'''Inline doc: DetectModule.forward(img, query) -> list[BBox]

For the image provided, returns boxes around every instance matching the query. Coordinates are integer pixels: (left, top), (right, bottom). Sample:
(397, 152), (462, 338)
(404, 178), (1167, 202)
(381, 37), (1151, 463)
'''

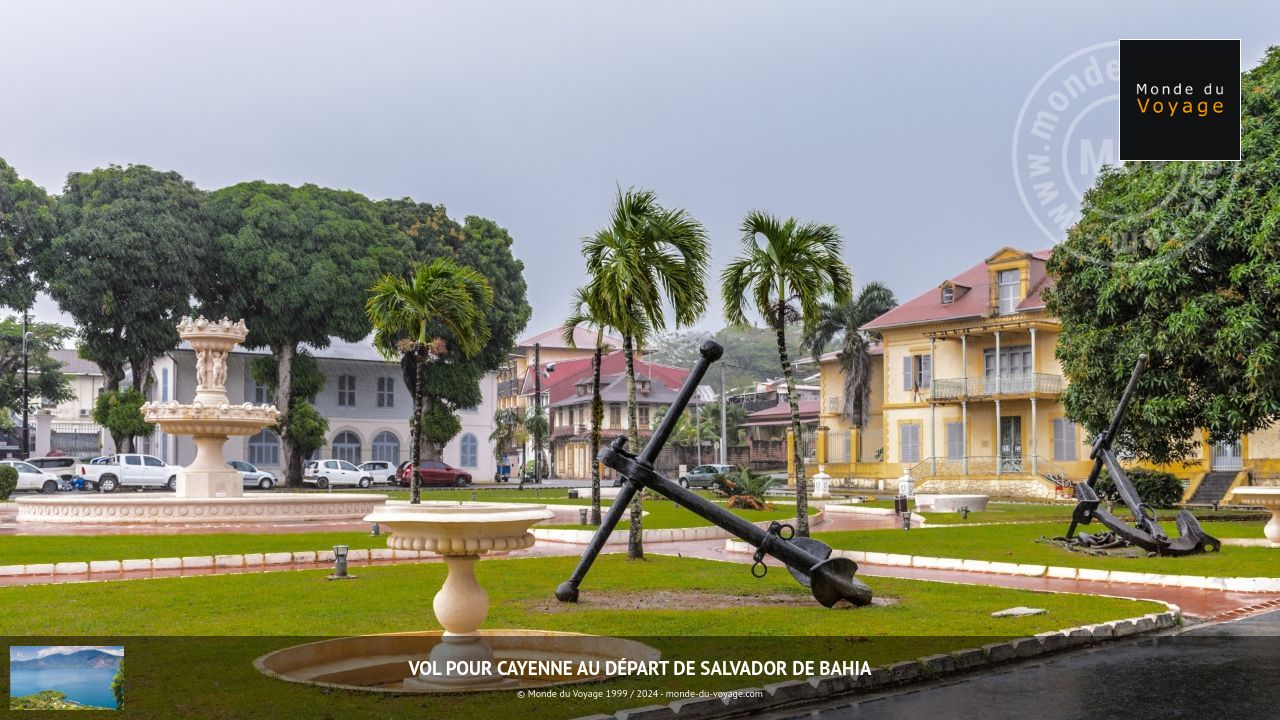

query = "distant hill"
(9, 690), (108, 710)
(10, 648), (121, 671)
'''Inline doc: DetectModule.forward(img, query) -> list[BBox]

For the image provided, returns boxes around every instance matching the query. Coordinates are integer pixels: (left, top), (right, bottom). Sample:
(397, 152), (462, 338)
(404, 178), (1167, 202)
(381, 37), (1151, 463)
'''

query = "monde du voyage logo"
(1120, 39), (1241, 161)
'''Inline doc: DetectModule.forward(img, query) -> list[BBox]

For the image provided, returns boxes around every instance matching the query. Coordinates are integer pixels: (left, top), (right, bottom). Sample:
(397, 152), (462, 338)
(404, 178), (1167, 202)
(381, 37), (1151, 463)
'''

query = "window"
(371, 431), (400, 464)
(460, 433), (478, 468)
(337, 375), (356, 407)
(376, 377), (395, 408)
(248, 429), (281, 466)
(946, 422), (964, 460)
(941, 286), (954, 304)
(610, 405), (622, 428)
(125, 456), (142, 466)
(252, 380), (270, 405)
(899, 424), (922, 463)
(638, 406), (650, 428)
(161, 368), (170, 402)
(143, 456), (164, 467)
(332, 431), (362, 464)
(997, 269), (1021, 314)
(1053, 418), (1078, 461)
(338, 460), (358, 472)
(901, 354), (931, 391)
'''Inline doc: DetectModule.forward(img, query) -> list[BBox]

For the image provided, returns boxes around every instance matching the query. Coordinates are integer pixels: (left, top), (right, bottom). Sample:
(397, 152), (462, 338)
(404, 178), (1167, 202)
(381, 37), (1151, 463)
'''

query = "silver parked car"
(358, 460), (398, 485)
(227, 460), (276, 490)
(677, 463), (735, 489)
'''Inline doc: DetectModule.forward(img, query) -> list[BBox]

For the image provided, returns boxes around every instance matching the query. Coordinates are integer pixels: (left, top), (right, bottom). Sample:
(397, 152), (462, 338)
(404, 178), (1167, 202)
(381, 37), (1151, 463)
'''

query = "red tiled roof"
(744, 399), (820, 422)
(520, 349), (690, 405)
(862, 247), (1053, 331)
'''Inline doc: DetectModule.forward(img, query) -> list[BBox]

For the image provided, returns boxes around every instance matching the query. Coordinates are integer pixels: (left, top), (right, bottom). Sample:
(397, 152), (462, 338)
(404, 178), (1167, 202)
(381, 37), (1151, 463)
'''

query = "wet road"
(769, 610), (1280, 720)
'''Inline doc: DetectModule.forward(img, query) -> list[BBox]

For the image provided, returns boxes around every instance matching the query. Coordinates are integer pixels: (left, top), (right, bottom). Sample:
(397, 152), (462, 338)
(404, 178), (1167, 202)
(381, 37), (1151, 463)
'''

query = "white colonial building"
(46, 340), (499, 482)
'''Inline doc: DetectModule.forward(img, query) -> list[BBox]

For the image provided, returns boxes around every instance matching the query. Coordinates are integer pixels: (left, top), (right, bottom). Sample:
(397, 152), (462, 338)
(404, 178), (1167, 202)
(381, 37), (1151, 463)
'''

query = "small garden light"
(328, 544), (355, 580)
(902, 510), (912, 531)
(370, 522), (380, 537)
(960, 506), (970, 520)
(579, 508), (589, 525)
(471, 489), (477, 502)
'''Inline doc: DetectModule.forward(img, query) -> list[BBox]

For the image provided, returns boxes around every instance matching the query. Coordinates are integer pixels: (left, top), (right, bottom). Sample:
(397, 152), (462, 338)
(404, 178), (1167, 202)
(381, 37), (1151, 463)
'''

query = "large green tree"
(582, 187), (708, 559)
(379, 200), (530, 461)
(41, 165), (209, 406)
(722, 211), (852, 537)
(366, 258), (492, 504)
(802, 281), (897, 458)
(0, 317), (73, 430)
(250, 352), (329, 465)
(1047, 48), (1280, 465)
(0, 158), (55, 312)
(201, 182), (411, 485)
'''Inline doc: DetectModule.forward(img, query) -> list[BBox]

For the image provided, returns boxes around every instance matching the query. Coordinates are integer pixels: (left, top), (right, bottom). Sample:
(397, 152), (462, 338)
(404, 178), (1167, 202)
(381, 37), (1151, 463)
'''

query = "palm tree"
(489, 407), (520, 472)
(366, 258), (493, 504)
(802, 282), (897, 460)
(582, 187), (709, 559)
(562, 286), (617, 526)
(722, 211), (852, 537)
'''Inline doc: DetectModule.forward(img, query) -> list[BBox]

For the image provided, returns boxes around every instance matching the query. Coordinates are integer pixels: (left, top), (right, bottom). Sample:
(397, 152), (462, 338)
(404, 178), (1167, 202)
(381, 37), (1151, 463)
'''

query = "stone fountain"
(15, 317), (387, 524)
(255, 501), (658, 693)
(1226, 487), (1280, 546)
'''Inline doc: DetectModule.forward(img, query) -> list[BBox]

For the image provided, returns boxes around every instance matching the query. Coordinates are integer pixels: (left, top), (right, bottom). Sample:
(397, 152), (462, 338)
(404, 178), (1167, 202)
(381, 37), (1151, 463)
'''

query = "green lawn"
(0, 531), (386, 565)
(541, 498), (799, 530)
(0, 555), (1164, 719)
(853, 500), (1266, 526)
(817, 521), (1277, 577)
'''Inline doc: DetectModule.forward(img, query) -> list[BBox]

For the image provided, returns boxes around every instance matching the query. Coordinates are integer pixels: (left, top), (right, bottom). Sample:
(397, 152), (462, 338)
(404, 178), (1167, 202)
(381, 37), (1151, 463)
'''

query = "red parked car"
(397, 460), (473, 487)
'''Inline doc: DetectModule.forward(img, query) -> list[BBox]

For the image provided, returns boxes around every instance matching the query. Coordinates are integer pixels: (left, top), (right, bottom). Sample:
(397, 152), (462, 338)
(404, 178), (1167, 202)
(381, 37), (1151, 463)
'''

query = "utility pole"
(719, 362), (727, 465)
(533, 342), (542, 484)
(694, 397), (702, 466)
(21, 311), (31, 459)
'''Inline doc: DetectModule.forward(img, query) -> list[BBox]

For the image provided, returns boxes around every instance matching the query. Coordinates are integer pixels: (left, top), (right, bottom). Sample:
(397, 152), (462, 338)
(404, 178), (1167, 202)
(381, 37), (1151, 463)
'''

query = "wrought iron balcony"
(929, 373), (1064, 402)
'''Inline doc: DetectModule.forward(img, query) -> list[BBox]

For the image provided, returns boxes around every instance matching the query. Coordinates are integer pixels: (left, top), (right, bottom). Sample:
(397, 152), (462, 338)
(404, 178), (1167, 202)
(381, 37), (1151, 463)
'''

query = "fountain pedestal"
(1227, 487), (1280, 545)
(363, 501), (553, 689)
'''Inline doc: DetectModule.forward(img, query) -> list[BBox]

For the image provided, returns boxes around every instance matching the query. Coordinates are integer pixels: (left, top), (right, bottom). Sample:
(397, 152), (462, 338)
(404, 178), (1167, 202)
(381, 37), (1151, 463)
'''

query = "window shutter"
(920, 355), (932, 388)
(902, 356), (912, 390)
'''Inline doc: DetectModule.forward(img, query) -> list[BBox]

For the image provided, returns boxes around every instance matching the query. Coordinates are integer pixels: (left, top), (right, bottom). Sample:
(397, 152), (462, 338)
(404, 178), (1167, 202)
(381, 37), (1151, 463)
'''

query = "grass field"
(0, 554), (1165, 719)
(817, 521), (1277, 577)
(0, 531), (388, 565)
(853, 500), (1267, 526)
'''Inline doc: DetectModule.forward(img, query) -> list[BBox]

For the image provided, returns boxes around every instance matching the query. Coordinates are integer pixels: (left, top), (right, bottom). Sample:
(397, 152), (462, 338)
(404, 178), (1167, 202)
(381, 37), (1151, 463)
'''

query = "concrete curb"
(579, 606), (1182, 720)
(535, 510), (825, 546)
(0, 548), (434, 579)
(722, 539), (1280, 593)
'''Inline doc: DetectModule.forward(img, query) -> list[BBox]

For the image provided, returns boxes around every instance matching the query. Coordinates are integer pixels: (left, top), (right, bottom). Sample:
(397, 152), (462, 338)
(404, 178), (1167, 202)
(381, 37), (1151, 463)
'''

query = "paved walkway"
(761, 608), (1280, 719)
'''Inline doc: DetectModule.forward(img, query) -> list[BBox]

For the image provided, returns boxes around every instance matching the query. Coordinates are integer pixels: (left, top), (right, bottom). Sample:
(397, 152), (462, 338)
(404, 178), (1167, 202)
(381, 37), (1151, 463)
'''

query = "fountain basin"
(15, 492), (387, 524)
(367, 501), (555, 554)
(1227, 487), (1280, 545)
(255, 630), (661, 694)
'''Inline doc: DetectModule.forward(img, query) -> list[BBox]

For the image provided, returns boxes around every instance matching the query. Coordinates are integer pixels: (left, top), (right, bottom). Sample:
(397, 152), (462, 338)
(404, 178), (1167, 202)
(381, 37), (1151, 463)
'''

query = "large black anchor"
(555, 340), (873, 608)
(1063, 354), (1220, 556)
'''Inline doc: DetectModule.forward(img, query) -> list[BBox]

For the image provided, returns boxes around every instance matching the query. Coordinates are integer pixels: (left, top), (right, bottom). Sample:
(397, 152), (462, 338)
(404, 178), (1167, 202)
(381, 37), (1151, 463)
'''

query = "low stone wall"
(916, 476), (1061, 500)
(14, 493), (389, 524)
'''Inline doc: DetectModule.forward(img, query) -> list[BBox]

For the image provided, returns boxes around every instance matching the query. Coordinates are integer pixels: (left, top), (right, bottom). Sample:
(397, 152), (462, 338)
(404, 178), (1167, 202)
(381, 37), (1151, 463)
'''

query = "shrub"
(0, 464), (17, 501)
(714, 468), (776, 511)
(1094, 467), (1183, 508)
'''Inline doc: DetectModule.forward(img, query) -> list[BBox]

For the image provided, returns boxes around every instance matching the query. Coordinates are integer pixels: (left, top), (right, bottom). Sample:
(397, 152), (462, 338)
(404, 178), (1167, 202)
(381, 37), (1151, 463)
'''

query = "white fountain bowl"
(1227, 487), (1280, 545)
(364, 501), (555, 555)
(15, 492), (389, 524)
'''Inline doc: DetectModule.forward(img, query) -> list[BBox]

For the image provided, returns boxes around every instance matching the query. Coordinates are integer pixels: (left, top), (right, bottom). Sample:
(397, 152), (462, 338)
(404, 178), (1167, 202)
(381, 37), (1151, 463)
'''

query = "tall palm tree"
(802, 282), (897, 460)
(562, 286), (618, 526)
(582, 187), (709, 559)
(722, 211), (852, 537)
(367, 258), (493, 504)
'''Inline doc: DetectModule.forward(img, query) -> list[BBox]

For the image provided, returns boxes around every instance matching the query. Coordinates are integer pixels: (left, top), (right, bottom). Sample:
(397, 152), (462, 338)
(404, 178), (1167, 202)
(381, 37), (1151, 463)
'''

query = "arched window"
(332, 431), (362, 464)
(460, 433), (478, 468)
(248, 429), (281, 467)
(371, 431), (400, 464)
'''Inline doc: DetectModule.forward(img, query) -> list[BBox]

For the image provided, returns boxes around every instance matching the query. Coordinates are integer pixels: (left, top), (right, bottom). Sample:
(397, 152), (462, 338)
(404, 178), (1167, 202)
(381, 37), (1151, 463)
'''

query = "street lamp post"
(719, 362), (727, 465)
(21, 312), (32, 459)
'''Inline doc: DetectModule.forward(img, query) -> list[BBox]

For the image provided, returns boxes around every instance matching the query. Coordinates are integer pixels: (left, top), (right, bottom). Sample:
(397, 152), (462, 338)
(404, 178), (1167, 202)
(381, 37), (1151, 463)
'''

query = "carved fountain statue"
(16, 317), (387, 524)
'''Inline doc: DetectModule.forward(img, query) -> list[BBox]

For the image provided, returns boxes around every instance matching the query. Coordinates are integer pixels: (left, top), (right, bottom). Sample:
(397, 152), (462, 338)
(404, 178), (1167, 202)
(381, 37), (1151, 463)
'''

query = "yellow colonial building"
(810, 246), (1280, 501)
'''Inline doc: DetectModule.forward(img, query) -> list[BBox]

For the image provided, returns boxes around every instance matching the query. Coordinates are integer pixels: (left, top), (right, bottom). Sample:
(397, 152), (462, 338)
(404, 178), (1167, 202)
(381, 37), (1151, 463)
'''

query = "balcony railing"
(930, 373), (1063, 401)
(908, 455), (1067, 481)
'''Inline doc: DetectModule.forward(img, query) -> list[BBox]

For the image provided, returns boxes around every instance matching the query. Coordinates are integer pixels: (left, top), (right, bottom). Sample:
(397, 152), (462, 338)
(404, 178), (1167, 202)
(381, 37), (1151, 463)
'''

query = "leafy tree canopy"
(250, 351), (325, 400)
(1046, 47), (1280, 464)
(0, 157), (55, 311)
(646, 324), (808, 393)
(0, 317), (74, 425)
(41, 164), (209, 389)
(93, 388), (155, 453)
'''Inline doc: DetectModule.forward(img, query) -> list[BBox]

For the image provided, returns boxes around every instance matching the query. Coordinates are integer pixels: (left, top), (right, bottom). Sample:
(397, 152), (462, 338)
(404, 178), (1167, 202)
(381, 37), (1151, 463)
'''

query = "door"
(337, 460), (360, 484)
(999, 416), (1023, 472)
(1211, 441), (1243, 471)
(984, 346), (1033, 394)
(123, 454), (144, 484)
(143, 455), (167, 482)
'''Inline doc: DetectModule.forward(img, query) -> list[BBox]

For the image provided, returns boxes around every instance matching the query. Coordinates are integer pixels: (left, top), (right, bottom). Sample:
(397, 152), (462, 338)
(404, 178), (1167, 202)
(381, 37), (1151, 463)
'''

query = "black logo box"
(1119, 39), (1240, 161)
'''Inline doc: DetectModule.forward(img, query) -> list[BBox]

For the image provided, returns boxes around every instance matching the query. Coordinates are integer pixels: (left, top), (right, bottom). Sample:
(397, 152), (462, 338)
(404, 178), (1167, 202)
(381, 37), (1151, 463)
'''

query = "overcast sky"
(4, 1), (1276, 336)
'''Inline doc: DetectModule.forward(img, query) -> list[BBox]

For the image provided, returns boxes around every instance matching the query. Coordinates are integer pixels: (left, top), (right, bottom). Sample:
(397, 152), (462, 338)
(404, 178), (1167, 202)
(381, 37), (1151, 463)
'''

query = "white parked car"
(227, 460), (276, 490)
(303, 459), (373, 489)
(358, 460), (398, 485)
(79, 454), (180, 492)
(24, 456), (80, 481)
(0, 459), (62, 494)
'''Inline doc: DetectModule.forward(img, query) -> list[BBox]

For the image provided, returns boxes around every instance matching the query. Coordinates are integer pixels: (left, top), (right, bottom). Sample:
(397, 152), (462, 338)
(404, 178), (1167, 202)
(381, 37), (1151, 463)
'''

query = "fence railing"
(930, 373), (1064, 401)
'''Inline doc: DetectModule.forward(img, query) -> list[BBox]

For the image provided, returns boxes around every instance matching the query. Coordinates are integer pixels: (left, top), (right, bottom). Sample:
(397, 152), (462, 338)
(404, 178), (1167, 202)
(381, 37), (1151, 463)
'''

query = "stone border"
(576, 606), (1181, 720)
(724, 540), (1280, 592)
(0, 547), (432, 579)
(534, 510), (824, 546)
(820, 503), (926, 526)
(13, 493), (387, 524)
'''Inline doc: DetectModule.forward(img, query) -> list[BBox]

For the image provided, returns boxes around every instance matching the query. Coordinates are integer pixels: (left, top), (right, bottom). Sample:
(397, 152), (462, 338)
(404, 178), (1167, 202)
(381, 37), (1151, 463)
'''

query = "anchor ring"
(751, 561), (768, 578)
